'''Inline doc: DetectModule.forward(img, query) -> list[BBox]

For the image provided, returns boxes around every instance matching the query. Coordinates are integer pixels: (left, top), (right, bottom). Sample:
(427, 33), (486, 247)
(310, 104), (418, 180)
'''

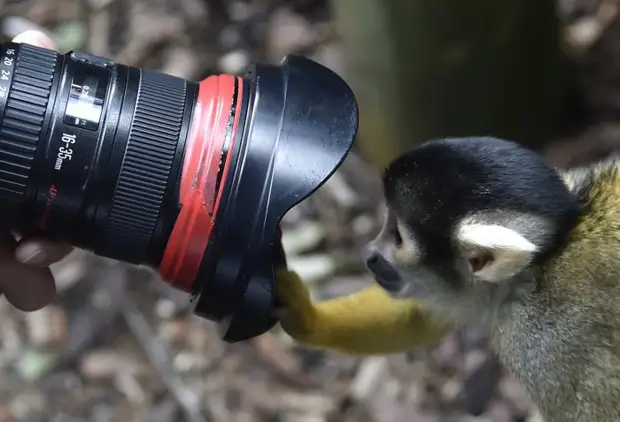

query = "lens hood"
(193, 55), (359, 342)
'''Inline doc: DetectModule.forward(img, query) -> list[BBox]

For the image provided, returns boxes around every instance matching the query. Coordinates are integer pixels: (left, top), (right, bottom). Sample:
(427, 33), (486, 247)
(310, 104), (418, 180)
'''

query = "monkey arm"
(275, 269), (452, 355)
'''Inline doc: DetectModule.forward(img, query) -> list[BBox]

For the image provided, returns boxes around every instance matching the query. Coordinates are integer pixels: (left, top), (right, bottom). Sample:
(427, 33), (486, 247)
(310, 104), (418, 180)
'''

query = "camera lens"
(0, 41), (358, 342)
(0, 42), (199, 267)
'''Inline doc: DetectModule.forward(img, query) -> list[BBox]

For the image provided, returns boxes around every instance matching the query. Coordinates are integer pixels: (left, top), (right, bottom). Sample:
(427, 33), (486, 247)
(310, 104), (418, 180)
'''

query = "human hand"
(0, 30), (72, 311)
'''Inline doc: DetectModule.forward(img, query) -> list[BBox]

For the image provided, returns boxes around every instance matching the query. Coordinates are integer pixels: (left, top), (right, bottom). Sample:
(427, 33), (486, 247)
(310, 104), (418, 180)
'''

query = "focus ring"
(0, 43), (56, 217)
(104, 69), (187, 262)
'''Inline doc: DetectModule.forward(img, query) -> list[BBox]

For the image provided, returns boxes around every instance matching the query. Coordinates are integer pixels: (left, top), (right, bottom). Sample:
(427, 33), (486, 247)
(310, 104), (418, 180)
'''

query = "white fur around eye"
(392, 221), (421, 266)
(457, 223), (537, 282)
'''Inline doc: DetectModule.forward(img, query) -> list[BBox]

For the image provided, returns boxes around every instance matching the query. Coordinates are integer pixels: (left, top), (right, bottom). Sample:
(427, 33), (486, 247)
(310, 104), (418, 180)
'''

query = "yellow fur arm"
(276, 269), (452, 355)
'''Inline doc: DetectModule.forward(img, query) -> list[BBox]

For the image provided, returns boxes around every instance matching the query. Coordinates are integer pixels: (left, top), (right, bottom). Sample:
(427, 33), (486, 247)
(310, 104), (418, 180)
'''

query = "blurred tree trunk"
(332, 0), (566, 168)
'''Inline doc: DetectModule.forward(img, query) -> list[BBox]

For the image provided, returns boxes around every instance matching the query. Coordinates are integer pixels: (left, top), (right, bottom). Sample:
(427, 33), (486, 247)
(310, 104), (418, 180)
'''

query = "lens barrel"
(0, 42), (196, 267)
(0, 41), (359, 342)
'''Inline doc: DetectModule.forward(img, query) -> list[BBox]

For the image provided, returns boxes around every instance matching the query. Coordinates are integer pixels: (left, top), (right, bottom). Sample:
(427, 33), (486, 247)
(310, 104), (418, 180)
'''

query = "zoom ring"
(0, 43), (57, 217)
(104, 69), (187, 262)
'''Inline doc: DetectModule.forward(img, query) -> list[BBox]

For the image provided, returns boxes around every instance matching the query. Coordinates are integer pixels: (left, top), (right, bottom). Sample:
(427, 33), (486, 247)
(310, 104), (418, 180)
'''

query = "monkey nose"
(363, 245), (403, 292)
(363, 245), (380, 266)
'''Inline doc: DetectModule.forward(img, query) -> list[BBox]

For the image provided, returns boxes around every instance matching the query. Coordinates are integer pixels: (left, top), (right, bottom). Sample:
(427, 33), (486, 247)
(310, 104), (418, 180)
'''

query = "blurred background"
(0, 0), (617, 420)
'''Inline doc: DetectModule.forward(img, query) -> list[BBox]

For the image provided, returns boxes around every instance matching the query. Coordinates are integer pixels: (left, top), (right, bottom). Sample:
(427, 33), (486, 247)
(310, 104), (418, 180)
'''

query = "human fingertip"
(16, 238), (72, 267)
(12, 30), (56, 49)
(14, 241), (45, 265)
(0, 266), (56, 311)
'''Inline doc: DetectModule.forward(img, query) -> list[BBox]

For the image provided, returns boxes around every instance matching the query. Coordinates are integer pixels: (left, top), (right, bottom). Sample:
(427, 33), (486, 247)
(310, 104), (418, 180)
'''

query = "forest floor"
(0, 0), (618, 421)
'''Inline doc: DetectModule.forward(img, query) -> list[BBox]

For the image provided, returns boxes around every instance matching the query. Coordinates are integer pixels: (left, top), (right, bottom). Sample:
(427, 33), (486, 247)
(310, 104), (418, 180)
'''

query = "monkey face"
(364, 207), (418, 293)
(364, 206), (483, 305)
(363, 137), (582, 319)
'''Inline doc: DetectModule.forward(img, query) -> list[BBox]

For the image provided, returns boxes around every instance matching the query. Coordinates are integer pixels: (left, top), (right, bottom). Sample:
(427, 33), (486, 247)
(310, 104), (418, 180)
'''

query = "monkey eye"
(391, 226), (403, 247)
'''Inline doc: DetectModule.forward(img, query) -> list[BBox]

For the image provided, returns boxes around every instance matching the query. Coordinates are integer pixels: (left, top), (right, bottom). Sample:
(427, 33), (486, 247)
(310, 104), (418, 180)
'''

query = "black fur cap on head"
(381, 137), (583, 264)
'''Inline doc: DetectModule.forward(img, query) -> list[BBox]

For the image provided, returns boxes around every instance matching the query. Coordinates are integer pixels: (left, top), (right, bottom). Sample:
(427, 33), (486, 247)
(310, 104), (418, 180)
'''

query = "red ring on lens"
(159, 75), (243, 292)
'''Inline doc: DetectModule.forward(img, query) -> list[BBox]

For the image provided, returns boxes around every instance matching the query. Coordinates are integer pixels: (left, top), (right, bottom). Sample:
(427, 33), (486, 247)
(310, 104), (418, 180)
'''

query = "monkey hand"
(275, 268), (453, 356)
(275, 268), (320, 340)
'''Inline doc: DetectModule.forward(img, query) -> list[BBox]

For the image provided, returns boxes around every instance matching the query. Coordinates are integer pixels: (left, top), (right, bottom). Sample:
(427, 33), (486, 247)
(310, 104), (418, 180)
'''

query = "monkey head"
(364, 137), (582, 323)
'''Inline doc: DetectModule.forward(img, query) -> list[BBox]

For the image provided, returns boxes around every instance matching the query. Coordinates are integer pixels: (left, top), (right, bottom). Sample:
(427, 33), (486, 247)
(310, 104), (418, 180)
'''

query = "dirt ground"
(0, 0), (618, 421)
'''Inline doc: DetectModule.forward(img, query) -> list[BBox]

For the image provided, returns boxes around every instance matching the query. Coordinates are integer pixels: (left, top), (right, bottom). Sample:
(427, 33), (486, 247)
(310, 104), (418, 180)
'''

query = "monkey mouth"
(373, 274), (404, 293)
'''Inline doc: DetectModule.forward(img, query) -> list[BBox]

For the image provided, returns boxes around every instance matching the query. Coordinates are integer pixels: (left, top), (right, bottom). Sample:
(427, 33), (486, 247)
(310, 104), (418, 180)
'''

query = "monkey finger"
(275, 269), (312, 306)
(0, 259), (56, 311)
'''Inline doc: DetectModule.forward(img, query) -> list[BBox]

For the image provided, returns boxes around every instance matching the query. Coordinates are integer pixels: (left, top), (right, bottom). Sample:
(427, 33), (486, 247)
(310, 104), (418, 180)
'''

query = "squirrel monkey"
(278, 136), (620, 422)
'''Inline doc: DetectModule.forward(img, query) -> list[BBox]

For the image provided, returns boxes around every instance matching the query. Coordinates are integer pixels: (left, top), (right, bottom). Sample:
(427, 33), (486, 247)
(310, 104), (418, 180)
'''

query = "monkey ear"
(456, 224), (538, 282)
